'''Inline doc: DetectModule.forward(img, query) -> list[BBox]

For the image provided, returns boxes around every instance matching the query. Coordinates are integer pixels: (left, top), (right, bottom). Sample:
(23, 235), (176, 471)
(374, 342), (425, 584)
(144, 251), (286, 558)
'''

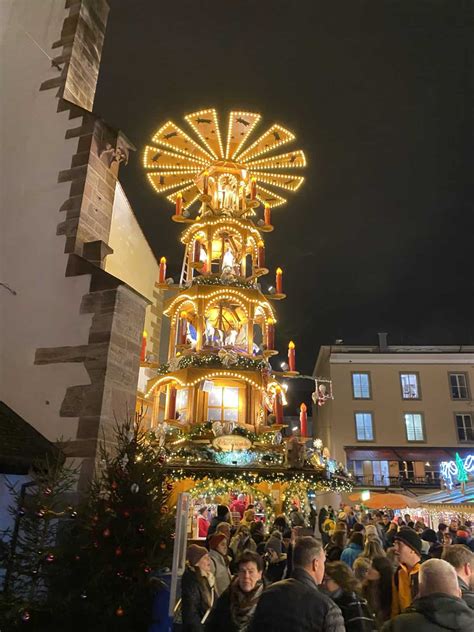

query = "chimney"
(378, 332), (388, 351)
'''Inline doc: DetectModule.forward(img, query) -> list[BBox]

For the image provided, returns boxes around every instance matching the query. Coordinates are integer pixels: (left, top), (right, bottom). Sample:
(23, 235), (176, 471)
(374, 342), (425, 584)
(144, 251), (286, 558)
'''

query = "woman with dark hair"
(325, 529), (346, 562)
(206, 551), (264, 632)
(181, 545), (215, 631)
(341, 532), (364, 568)
(362, 556), (394, 628)
(272, 515), (289, 534)
(361, 539), (385, 562)
(322, 561), (376, 631)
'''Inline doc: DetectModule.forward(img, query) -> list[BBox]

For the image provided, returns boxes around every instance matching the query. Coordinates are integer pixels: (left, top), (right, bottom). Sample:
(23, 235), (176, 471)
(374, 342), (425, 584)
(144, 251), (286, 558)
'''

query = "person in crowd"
(362, 556), (394, 628)
(230, 494), (247, 520)
(414, 519), (426, 534)
(318, 506), (330, 545)
(449, 518), (460, 539)
(230, 525), (257, 565)
(240, 508), (256, 528)
(249, 536), (345, 631)
(381, 558), (474, 631)
(309, 502), (318, 531)
(353, 522), (365, 536)
(341, 532), (364, 568)
(207, 505), (231, 540)
(208, 533), (232, 597)
(404, 514), (412, 525)
(322, 561), (376, 631)
(197, 506), (210, 539)
(385, 521), (399, 548)
(289, 503), (306, 527)
(353, 556), (371, 584)
(391, 527), (422, 616)
(215, 521), (231, 542)
(206, 551), (264, 632)
(181, 544), (215, 631)
(325, 530), (346, 562)
(455, 526), (474, 551)
(263, 531), (287, 583)
(249, 520), (265, 549)
(437, 522), (448, 543)
(281, 527), (292, 554)
(442, 544), (474, 609)
(361, 538), (385, 562)
(443, 531), (454, 546)
(272, 514), (289, 535)
(364, 524), (383, 547)
(381, 514), (391, 533)
(420, 528), (443, 559)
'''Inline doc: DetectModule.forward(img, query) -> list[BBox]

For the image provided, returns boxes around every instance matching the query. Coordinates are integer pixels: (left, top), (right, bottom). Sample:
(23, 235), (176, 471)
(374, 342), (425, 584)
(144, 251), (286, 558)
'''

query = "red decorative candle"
(299, 402), (308, 437)
(140, 331), (147, 362)
(193, 238), (201, 264)
(266, 319), (275, 350)
(257, 240), (265, 268)
(203, 171), (209, 195)
(250, 177), (257, 200)
(178, 311), (187, 345)
(167, 386), (177, 420)
(275, 267), (283, 294)
(159, 256), (166, 284)
(264, 205), (271, 225)
(288, 340), (296, 371)
(175, 193), (183, 216)
(274, 390), (284, 425)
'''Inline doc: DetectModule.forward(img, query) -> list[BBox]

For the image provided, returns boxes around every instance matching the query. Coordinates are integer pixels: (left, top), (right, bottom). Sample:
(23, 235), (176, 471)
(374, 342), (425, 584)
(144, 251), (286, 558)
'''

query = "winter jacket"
(390, 562), (420, 616)
(459, 576), (474, 610)
(381, 593), (474, 632)
(181, 566), (215, 632)
(209, 549), (231, 597)
(340, 543), (363, 568)
(206, 579), (264, 632)
(330, 590), (376, 632)
(249, 567), (345, 632)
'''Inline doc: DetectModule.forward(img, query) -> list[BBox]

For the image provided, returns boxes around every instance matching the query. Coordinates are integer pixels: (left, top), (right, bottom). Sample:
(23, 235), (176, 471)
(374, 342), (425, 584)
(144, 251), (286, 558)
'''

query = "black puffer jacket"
(381, 594), (474, 632)
(249, 567), (345, 632)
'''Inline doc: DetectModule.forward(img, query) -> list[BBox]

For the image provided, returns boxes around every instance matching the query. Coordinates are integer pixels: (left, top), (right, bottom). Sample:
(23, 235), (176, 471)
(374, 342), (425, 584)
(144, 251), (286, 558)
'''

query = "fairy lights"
(144, 109), (306, 212)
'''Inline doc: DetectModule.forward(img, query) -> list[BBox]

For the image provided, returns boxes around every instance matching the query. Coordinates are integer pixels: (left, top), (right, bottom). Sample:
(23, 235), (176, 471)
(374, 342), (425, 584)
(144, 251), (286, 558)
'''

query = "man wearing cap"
(391, 527), (422, 617)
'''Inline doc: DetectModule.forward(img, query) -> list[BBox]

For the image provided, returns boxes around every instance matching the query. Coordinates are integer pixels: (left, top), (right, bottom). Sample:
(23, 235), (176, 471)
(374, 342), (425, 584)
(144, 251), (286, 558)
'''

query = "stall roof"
(416, 484), (474, 506)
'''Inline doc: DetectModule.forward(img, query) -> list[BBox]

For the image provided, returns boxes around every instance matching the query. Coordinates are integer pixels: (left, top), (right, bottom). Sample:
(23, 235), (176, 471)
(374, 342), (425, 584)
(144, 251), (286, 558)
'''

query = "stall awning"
(345, 447), (460, 462)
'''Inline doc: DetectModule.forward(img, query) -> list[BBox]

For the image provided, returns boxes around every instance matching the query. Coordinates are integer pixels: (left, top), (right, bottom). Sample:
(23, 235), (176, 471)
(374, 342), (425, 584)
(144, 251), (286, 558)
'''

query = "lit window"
(176, 388), (188, 420)
(456, 413), (473, 442)
(207, 385), (239, 422)
(449, 373), (469, 400)
(355, 412), (374, 441)
(404, 413), (425, 441)
(352, 373), (371, 399)
(400, 374), (419, 399)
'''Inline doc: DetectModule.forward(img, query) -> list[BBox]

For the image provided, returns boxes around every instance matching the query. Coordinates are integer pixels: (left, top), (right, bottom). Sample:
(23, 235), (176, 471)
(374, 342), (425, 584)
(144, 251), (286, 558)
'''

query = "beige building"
(313, 336), (474, 490)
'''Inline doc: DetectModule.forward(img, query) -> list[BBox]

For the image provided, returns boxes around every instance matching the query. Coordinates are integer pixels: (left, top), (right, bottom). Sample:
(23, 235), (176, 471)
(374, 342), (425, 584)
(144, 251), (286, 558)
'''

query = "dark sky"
(95, 1), (473, 413)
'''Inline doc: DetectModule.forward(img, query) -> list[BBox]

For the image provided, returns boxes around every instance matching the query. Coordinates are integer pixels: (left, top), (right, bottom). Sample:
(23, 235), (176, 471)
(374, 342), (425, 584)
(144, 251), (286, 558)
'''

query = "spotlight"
(257, 219), (264, 226)
(280, 362), (289, 371)
(268, 286), (275, 295)
(292, 426), (298, 432)
(183, 210), (190, 218)
(165, 277), (174, 285)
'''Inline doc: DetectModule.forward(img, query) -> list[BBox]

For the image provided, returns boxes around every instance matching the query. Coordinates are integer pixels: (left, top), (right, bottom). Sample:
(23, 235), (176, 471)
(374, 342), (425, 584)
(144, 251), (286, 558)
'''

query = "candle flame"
(288, 340), (295, 349)
(160, 256), (167, 264)
(300, 402), (307, 412)
(276, 267), (283, 274)
(257, 240), (264, 247)
(142, 330), (148, 338)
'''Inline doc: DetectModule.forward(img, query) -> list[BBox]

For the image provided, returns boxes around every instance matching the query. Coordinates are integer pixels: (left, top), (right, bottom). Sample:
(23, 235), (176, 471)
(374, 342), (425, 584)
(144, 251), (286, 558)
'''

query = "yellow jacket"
(391, 562), (421, 617)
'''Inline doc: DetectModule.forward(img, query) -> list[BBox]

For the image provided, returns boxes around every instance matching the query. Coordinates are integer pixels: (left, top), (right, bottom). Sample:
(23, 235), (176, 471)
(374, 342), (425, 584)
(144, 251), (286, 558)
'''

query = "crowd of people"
(177, 502), (474, 631)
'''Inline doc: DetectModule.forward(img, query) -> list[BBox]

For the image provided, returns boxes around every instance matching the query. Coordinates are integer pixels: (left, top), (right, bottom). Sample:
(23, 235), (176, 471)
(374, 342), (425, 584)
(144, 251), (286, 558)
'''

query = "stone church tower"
(0, 0), (163, 488)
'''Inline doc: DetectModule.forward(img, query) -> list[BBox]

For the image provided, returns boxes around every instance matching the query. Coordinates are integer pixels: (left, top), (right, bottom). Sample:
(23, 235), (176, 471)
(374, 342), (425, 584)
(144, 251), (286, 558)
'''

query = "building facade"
(0, 0), (164, 488)
(313, 338), (474, 490)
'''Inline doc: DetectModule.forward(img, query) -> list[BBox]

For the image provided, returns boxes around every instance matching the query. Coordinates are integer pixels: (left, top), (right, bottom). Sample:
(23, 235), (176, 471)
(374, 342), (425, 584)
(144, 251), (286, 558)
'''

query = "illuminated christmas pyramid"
(141, 108), (346, 486)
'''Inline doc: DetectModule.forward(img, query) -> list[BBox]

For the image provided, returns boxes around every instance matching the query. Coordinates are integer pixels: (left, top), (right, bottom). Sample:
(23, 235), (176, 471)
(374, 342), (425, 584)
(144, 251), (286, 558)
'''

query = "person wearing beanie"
(181, 544), (215, 630)
(209, 533), (232, 597)
(455, 526), (474, 551)
(420, 528), (443, 559)
(264, 531), (287, 583)
(391, 528), (422, 617)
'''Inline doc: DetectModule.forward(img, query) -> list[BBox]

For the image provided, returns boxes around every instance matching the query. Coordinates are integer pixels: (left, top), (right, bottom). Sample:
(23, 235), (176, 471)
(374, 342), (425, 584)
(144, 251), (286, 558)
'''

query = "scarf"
(229, 578), (264, 632)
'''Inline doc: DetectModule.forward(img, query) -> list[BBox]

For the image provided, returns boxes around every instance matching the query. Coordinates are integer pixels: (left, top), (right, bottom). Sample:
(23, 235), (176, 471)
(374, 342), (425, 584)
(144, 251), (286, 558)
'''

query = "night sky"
(94, 1), (473, 413)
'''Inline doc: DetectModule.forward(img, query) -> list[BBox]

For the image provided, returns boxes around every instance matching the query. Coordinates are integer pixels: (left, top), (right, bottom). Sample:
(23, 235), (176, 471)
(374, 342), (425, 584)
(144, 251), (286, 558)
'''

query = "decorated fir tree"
(51, 415), (174, 630)
(0, 453), (77, 630)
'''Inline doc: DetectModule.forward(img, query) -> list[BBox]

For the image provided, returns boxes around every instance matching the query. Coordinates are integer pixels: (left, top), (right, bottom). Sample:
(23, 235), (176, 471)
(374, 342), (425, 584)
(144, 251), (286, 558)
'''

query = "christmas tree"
(51, 414), (174, 630)
(0, 453), (77, 630)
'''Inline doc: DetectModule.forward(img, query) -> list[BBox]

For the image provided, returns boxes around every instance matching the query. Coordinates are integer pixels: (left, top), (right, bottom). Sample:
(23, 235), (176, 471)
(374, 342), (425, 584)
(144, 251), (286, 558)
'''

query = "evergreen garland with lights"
(155, 352), (267, 376)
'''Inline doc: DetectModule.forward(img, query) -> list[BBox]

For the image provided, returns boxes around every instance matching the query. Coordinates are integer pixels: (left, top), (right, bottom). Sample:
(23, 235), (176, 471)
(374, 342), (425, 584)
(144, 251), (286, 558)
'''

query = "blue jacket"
(340, 543), (363, 568)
